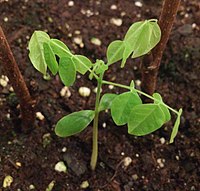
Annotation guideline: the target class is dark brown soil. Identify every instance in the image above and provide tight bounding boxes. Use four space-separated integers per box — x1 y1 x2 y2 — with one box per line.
0 0 199 191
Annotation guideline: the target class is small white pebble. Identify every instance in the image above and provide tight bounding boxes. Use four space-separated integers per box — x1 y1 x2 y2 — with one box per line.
80 42 84 48
110 18 123 26
95 11 99 15
80 180 89 189
26 35 30 40
60 86 71 98
175 155 180 160
48 17 53 23
65 23 70 29
133 66 138 70
110 4 117 10
136 153 139 157
121 152 125 156
132 174 139 181
108 85 114 90
29 184 35 190
135 1 143 7
190 152 195 157
68 1 74 7
157 158 165 168
3 175 13 188
2 75 9 82
68 33 72 37
74 30 81 35
36 112 45 121
184 13 189 18
6 113 10 119
136 13 141 18
73 37 82 45
9 86 14 92
86 9 94 17
81 9 86 15
135 79 141 87
79 87 91 97
160 137 166 144
0 79 8 87
16 162 21 167
81 9 94 17
62 147 67 152
102 122 106 128
96 1 100 5
157 158 162 163
4 17 8 22
123 157 132 167
91 38 101 46
120 12 126 17
54 161 67 173
192 23 197 29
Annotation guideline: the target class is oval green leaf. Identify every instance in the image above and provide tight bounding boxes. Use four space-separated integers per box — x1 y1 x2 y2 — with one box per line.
28 31 50 74
153 93 171 122
128 104 166 136
122 20 161 64
99 93 117 112
72 55 93 75
43 42 58 75
170 108 182 143
107 40 125 65
55 110 95 137
59 57 76 86
50 39 71 58
111 92 142 126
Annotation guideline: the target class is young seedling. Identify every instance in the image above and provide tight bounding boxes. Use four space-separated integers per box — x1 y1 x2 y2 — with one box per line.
28 19 182 170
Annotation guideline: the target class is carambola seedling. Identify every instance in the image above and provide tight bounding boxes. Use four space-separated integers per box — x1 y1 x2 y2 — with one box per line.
28 19 182 170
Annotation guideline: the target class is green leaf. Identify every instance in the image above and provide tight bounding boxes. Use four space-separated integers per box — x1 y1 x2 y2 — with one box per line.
153 93 171 122
55 110 95 137
72 55 92 75
43 42 58 75
107 40 125 65
50 39 71 58
99 93 117 112
122 20 161 66
59 57 76 86
128 104 166 136
111 92 142 125
28 31 50 74
170 108 182 143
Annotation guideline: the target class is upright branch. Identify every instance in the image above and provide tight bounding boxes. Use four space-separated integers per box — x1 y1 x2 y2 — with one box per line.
0 26 35 132
141 0 181 96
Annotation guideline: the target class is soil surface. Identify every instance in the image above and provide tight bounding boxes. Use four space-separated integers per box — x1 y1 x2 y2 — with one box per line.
0 0 199 191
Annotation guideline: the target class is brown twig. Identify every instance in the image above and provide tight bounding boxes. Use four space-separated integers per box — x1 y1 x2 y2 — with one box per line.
0 26 35 132
141 0 181 97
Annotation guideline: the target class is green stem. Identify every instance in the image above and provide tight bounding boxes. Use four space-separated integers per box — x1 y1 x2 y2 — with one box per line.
102 80 179 115
90 73 104 170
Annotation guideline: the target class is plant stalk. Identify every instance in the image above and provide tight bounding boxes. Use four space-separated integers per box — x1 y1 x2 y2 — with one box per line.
90 73 104 170
0 26 35 132
141 0 181 96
